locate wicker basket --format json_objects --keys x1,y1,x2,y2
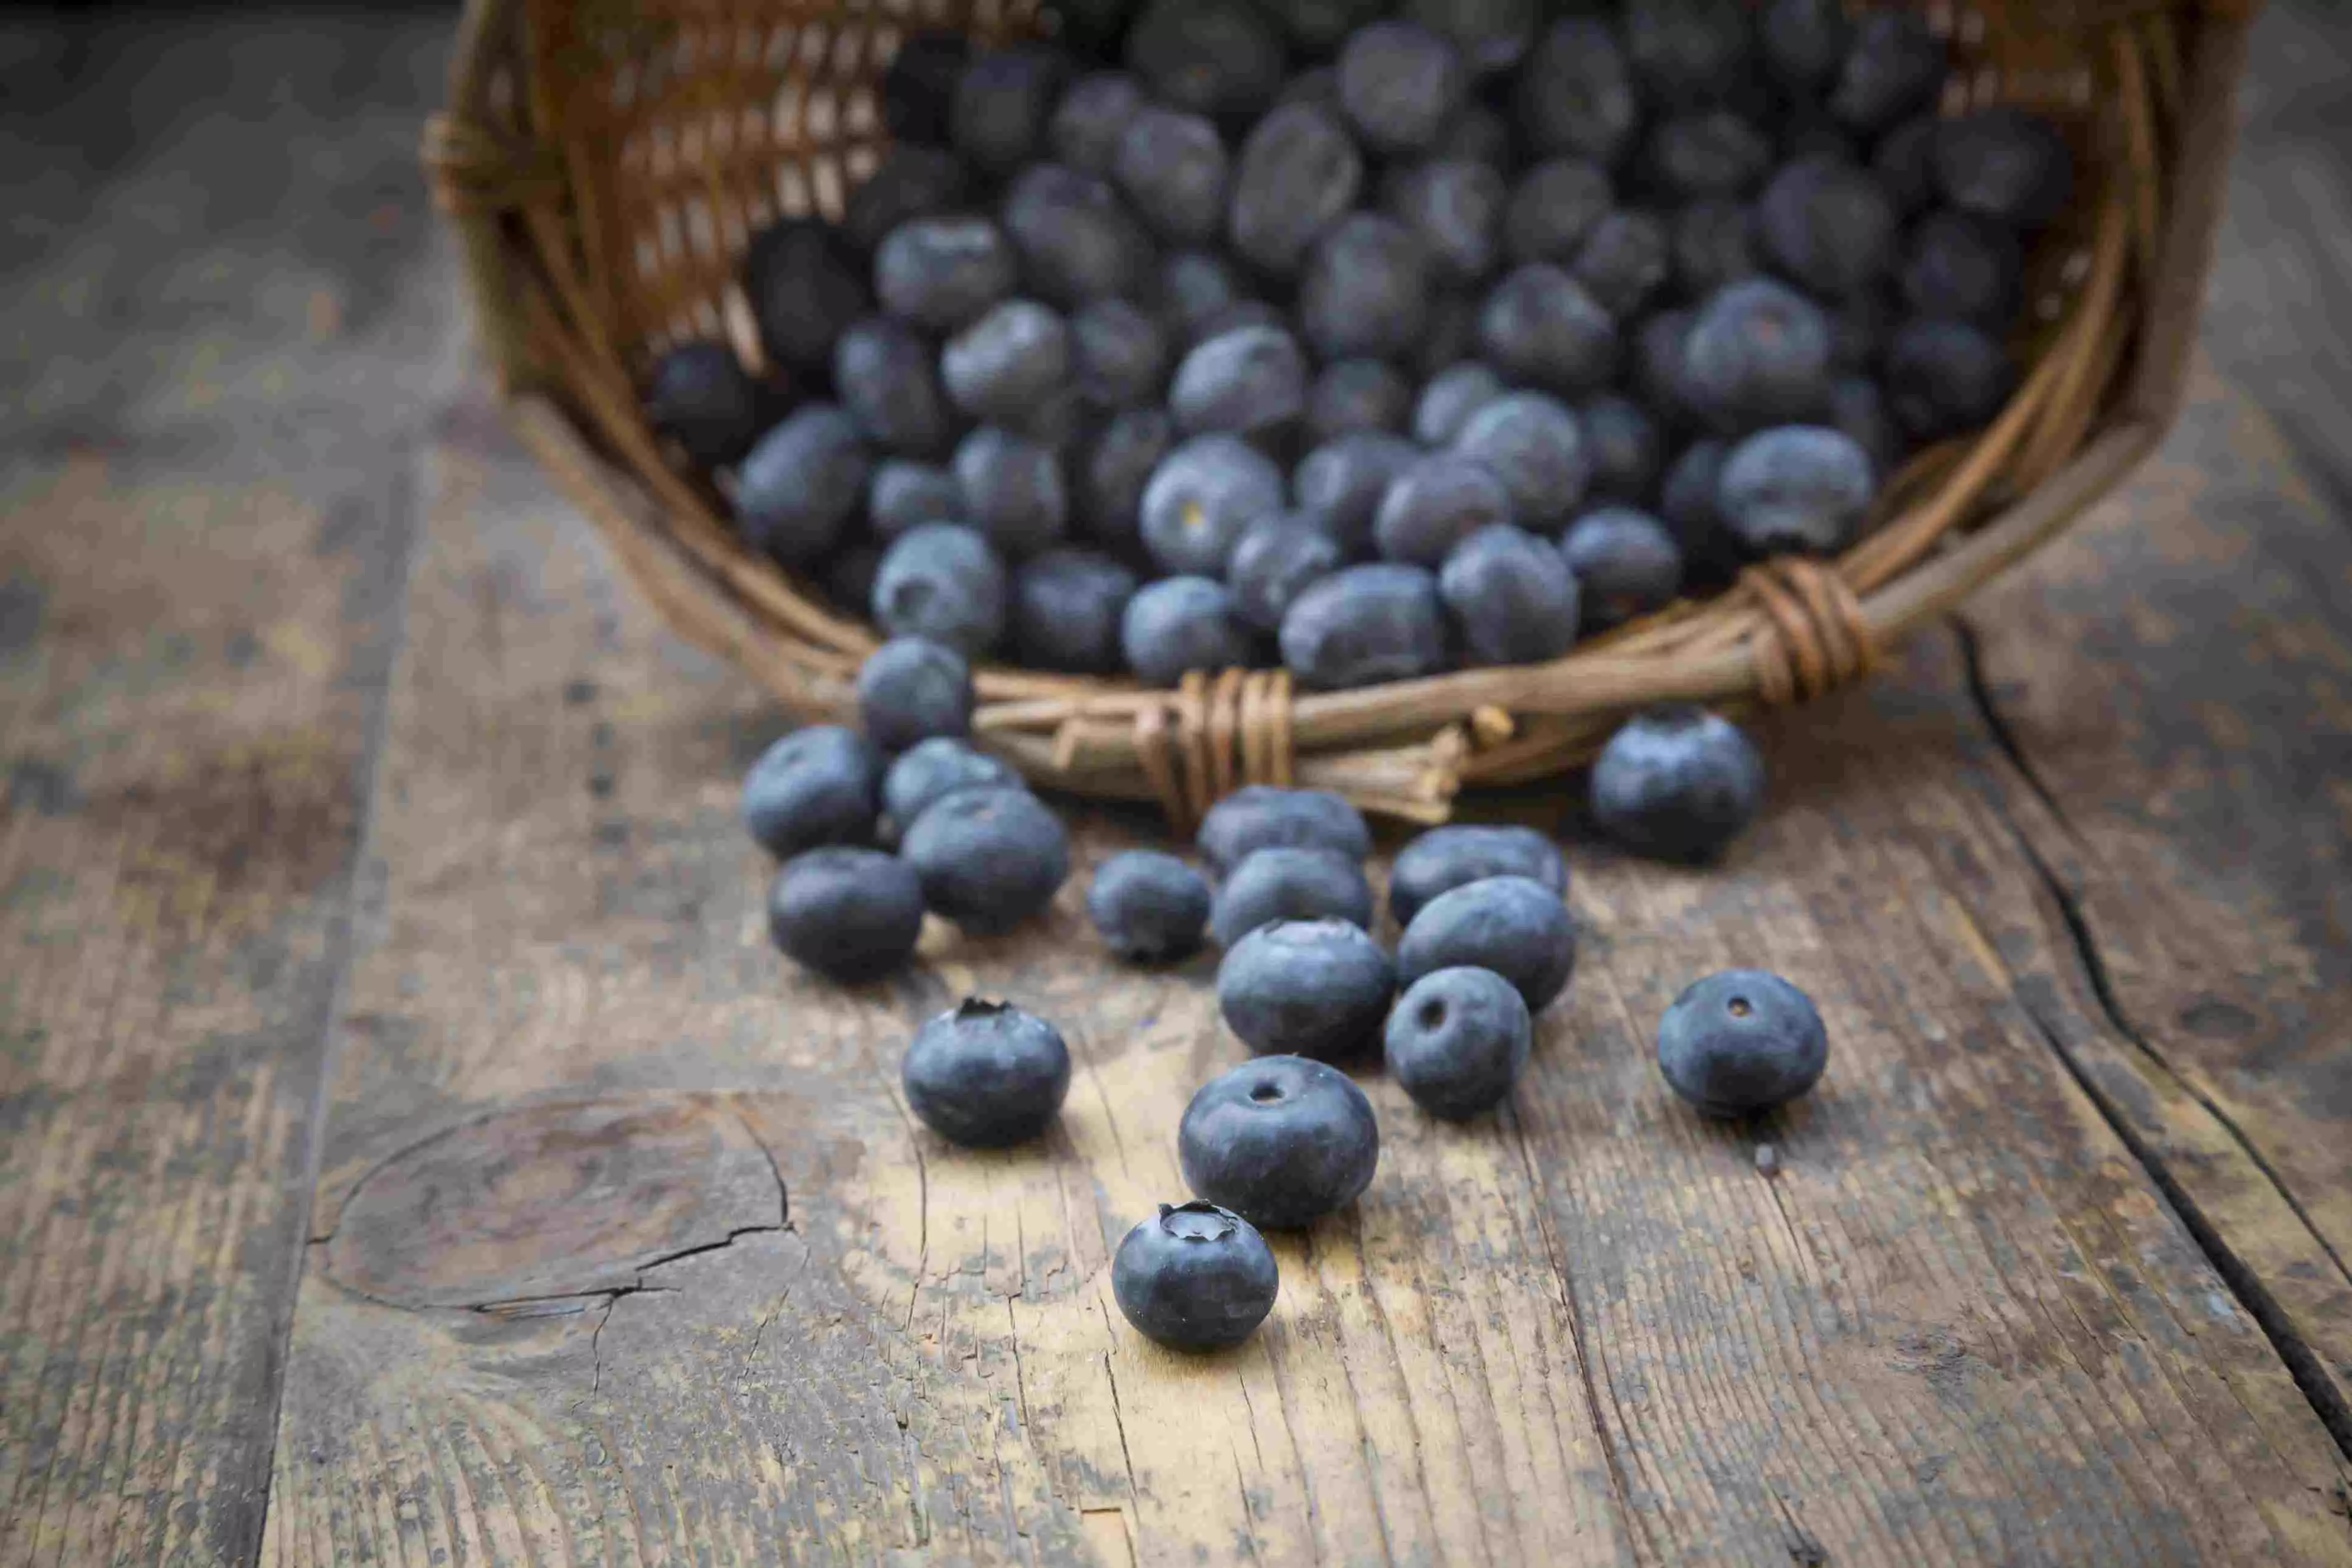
[{"x1": 423, "y1": 0, "x2": 2254, "y2": 827}]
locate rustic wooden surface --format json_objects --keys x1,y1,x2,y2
[{"x1": 2, "y1": 5, "x2": 2351, "y2": 1565}]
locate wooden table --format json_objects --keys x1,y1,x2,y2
[{"x1": 4, "y1": 7, "x2": 2350, "y2": 1564}]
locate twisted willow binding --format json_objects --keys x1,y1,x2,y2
[{"x1": 425, "y1": 0, "x2": 2255, "y2": 825}]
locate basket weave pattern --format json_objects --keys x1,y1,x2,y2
[{"x1": 424, "y1": 0, "x2": 2253, "y2": 826}]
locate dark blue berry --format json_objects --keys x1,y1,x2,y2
[
  {"x1": 903, "y1": 998, "x2": 1072, "y2": 1146},
  {"x1": 1660, "y1": 439, "x2": 1733, "y2": 564},
  {"x1": 1643, "y1": 112, "x2": 1774, "y2": 201},
  {"x1": 875, "y1": 217, "x2": 1019, "y2": 334},
  {"x1": 872, "y1": 523, "x2": 1008, "y2": 655},
  {"x1": 742, "y1": 725, "x2": 880, "y2": 858},
  {"x1": 901, "y1": 786, "x2": 1070, "y2": 934},
  {"x1": 1414, "y1": 363, "x2": 1507, "y2": 446},
  {"x1": 1216, "y1": 918, "x2": 1395, "y2": 1060},
  {"x1": 870, "y1": 460, "x2": 964, "y2": 540},
  {"x1": 1679, "y1": 277, "x2": 1834, "y2": 434},
  {"x1": 1228, "y1": 515, "x2": 1345, "y2": 633},
  {"x1": 1578, "y1": 394, "x2": 1667, "y2": 504},
  {"x1": 1440, "y1": 524, "x2": 1583, "y2": 665},
  {"x1": 1826, "y1": 374, "x2": 1902, "y2": 479},
  {"x1": 1760, "y1": 0, "x2": 1852, "y2": 95},
  {"x1": 1294, "y1": 431, "x2": 1419, "y2": 554},
  {"x1": 1197, "y1": 786, "x2": 1372, "y2": 875},
  {"x1": 1934, "y1": 106, "x2": 2073, "y2": 229},
  {"x1": 954, "y1": 427, "x2": 1067, "y2": 560},
  {"x1": 1477, "y1": 265, "x2": 1620, "y2": 398},
  {"x1": 1300, "y1": 214, "x2": 1433, "y2": 363},
  {"x1": 1670, "y1": 198, "x2": 1760, "y2": 300},
  {"x1": 743, "y1": 218, "x2": 870, "y2": 372},
  {"x1": 1884, "y1": 316, "x2": 2014, "y2": 441},
  {"x1": 1591, "y1": 705, "x2": 1765, "y2": 862},
  {"x1": 1375, "y1": 454, "x2": 1515, "y2": 567},
  {"x1": 1623, "y1": 0, "x2": 1755, "y2": 110},
  {"x1": 827, "y1": 543, "x2": 884, "y2": 615},
  {"x1": 1403, "y1": 0, "x2": 1534, "y2": 75},
  {"x1": 883, "y1": 737, "x2": 1024, "y2": 837},
  {"x1": 1387, "y1": 822, "x2": 1566, "y2": 928},
  {"x1": 1158, "y1": 248, "x2": 1247, "y2": 344},
  {"x1": 738, "y1": 406, "x2": 871, "y2": 568},
  {"x1": 1001, "y1": 163, "x2": 1153, "y2": 308},
  {"x1": 951, "y1": 44, "x2": 1072, "y2": 176},
  {"x1": 1561, "y1": 507, "x2": 1685, "y2": 627},
  {"x1": 1071, "y1": 299, "x2": 1170, "y2": 410},
  {"x1": 1337, "y1": 19, "x2": 1468, "y2": 156},
  {"x1": 1573, "y1": 209, "x2": 1673, "y2": 319},
  {"x1": 1757, "y1": 154, "x2": 1899, "y2": 298},
  {"x1": 1089, "y1": 850, "x2": 1213, "y2": 962},
  {"x1": 1170, "y1": 325, "x2": 1310, "y2": 440},
  {"x1": 943, "y1": 300, "x2": 1072, "y2": 437},
  {"x1": 1657, "y1": 969, "x2": 1828, "y2": 1116},
  {"x1": 1414, "y1": 291, "x2": 1480, "y2": 380},
  {"x1": 1396, "y1": 874, "x2": 1577, "y2": 1011},
  {"x1": 1633, "y1": 308, "x2": 1700, "y2": 428},
  {"x1": 1717, "y1": 425, "x2": 1875, "y2": 554},
  {"x1": 858, "y1": 636, "x2": 973, "y2": 754},
  {"x1": 1011, "y1": 548, "x2": 1137, "y2": 675},
  {"x1": 1211, "y1": 847, "x2": 1375, "y2": 949},
  {"x1": 768, "y1": 847, "x2": 926, "y2": 983},
  {"x1": 1386, "y1": 158, "x2": 1507, "y2": 283},
  {"x1": 881, "y1": 32, "x2": 971, "y2": 147},
  {"x1": 1229, "y1": 102, "x2": 1365, "y2": 276},
  {"x1": 1260, "y1": 0, "x2": 1381, "y2": 55},
  {"x1": 1179, "y1": 1054, "x2": 1379, "y2": 1227},
  {"x1": 1114, "y1": 106, "x2": 1230, "y2": 246},
  {"x1": 1871, "y1": 114, "x2": 1941, "y2": 218},
  {"x1": 1113, "y1": 1202, "x2": 1280, "y2": 1348},
  {"x1": 1052, "y1": 71, "x2": 1147, "y2": 176},
  {"x1": 1828, "y1": 289, "x2": 1895, "y2": 372},
  {"x1": 1280, "y1": 563, "x2": 1449, "y2": 689},
  {"x1": 1306, "y1": 359, "x2": 1412, "y2": 443},
  {"x1": 1453, "y1": 392, "x2": 1590, "y2": 529},
  {"x1": 1122, "y1": 576, "x2": 1254, "y2": 686},
  {"x1": 1502, "y1": 157, "x2": 1614, "y2": 267},
  {"x1": 843, "y1": 145, "x2": 971, "y2": 255},
  {"x1": 1432, "y1": 103, "x2": 1513, "y2": 166},
  {"x1": 1830, "y1": 12, "x2": 1948, "y2": 137},
  {"x1": 1386, "y1": 967, "x2": 1532, "y2": 1119},
  {"x1": 1515, "y1": 19, "x2": 1638, "y2": 166},
  {"x1": 834, "y1": 317, "x2": 953, "y2": 459},
  {"x1": 1076, "y1": 408, "x2": 1176, "y2": 550},
  {"x1": 1898, "y1": 209, "x2": 2023, "y2": 323},
  {"x1": 1142, "y1": 434, "x2": 1285, "y2": 575},
  {"x1": 1124, "y1": 0, "x2": 1286, "y2": 120},
  {"x1": 644, "y1": 343, "x2": 763, "y2": 468}
]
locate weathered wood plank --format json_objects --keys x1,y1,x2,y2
[{"x1": 262, "y1": 379, "x2": 2352, "y2": 1565}]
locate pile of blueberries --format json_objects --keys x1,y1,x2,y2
[
  {"x1": 748, "y1": 620, "x2": 1814, "y2": 1350},
  {"x1": 646, "y1": 0, "x2": 2071, "y2": 693}
]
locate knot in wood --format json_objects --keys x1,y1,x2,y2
[{"x1": 1742, "y1": 557, "x2": 1879, "y2": 706}]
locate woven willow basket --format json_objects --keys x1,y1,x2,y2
[{"x1": 425, "y1": 0, "x2": 2253, "y2": 826}]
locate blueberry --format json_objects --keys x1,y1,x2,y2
[
  {"x1": 1170, "y1": 325, "x2": 1310, "y2": 440},
  {"x1": 1828, "y1": 289, "x2": 1895, "y2": 372},
  {"x1": 1413, "y1": 291, "x2": 1480, "y2": 380},
  {"x1": 951, "y1": 44, "x2": 1072, "y2": 176},
  {"x1": 742, "y1": 725, "x2": 880, "y2": 858},
  {"x1": 1760, "y1": 0, "x2": 1852, "y2": 95},
  {"x1": 882, "y1": 32, "x2": 971, "y2": 146},
  {"x1": 1196, "y1": 785, "x2": 1372, "y2": 875},
  {"x1": 1375, "y1": 454, "x2": 1515, "y2": 567},
  {"x1": 1089, "y1": 849, "x2": 1213, "y2": 962},
  {"x1": 875, "y1": 217, "x2": 1019, "y2": 334},
  {"x1": 1670, "y1": 198, "x2": 1761, "y2": 300},
  {"x1": 1935, "y1": 106, "x2": 2074, "y2": 229},
  {"x1": 1897, "y1": 208, "x2": 2023, "y2": 325},
  {"x1": 1159, "y1": 249, "x2": 1249, "y2": 344},
  {"x1": 1122, "y1": 576, "x2": 1254, "y2": 686},
  {"x1": 901, "y1": 787, "x2": 1070, "y2": 934},
  {"x1": 1387, "y1": 822, "x2": 1566, "y2": 928},
  {"x1": 1385, "y1": 158, "x2": 1506, "y2": 284},
  {"x1": 1229, "y1": 102, "x2": 1366, "y2": 276},
  {"x1": 1657, "y1": 969, "x2": 1828, "y2": 1116},
  {"x1": 902, "y1": 998, "x2": 1072, "y2": 1146},
  {"x1": 833, "y1": 317, "x2": 952, "y2": 459},
  {"x1": 1076, "y1": 407, "x2": 1176, "y2": 549},
  {"x1": 1300, "y1": 214, "x2": 1433, "y2": 364},
  {"x1": 738, "y1": 405, "x2": 871, "y2": 568},
  {"x1": 1211, "y1": 847, "x2": 1375, "y2": 949},
  {"x1": 1643, "y1": 112, "x2": 1774, "y2": 201},
  {"x1": 1052, "y1": 71, "x2": 1147, "y2": 176},
  {"x1": 1591, "y1": 704, "x2": 1765, "y2": 862},
  {"x1": 1477, "y1": 265, "x2": 1620, "y2": 398},
  {"x1": 1659, "y1": 439, "x2": 1735, "y2": 567},
  {"x1": 1679, "y1": 277, "x2": 1833, "y2": 434},
  {"x1": 1306, "y1": 359, "x2": 1412, "y2": 443},
  {"x1": 1884, "y1": 316, "x2": 2014, "y2": 442},
  {"x1": 1401, "y1": 0, "x2": 1535, "y2": 76},
  {"x1": 943, "y1": 300, "x2": 1072, "y2": 434},
  {"x1": 1180, "y1": 1054, "x2": 1379, "y2": 1227},
  {"x1": 1396, "y1": 875, "x2": 1577, "y2": 1012},
  {"x1": 1114, "y1": 106, "x2": 1230, "y2": 246},
  {"x1": 954, "y1": 427, "x2": 1067, "y2": 560},
  {"x1": 1296, "y1": 431, "x2": 1420, "y2": 555},
  {"x1": 1215, "y1": 918, "x2": 1395, "y2": 1061},
  {"x1": 883, "y1": 737, "x2": 1025, "y2": 836},
  {"x1": 1336, "y1": 19, "x2": 1467, "y2": 156},
  {"x1": 1141, "y1": 434, "x2": 1285, "y2": 575},
  {"x1": 842, "y1": 145, "x2": 972, "y2": 255},
  {"x1": 826, "y1": 543, "x2": 884, "y2": 615},
  {"x1": 1440, "y1": 524, "x2": 1583, "y2": 665},
  {"x1": 1560, "y1": 507, "x2": 1685, "y2": 626},
  {"x1": 872, "y1": 523, "x2": 1008, "y2": 655},
  {"x1": 1112, "y1": 1202, "x2": 1278, "y2": 1349},
  {"x1": 1001, "y1": 163, "x2": 1153, "y2": 308},
  {"x1": 1572, "y1": 209, "x2": 1673, "y2": 319},
  {"x1": 871, "y1": 460, "x2": 965, "y2": 539},
  {"x1": 1196, "y1": 299, "x2": 1291, "y2": 342},
  {"x1": 1624, "y1": 0, "x2": 1755, "y2": 109},
  {"x1": 1632, "y1": 308, "x2": 1699, "y2": 428},
  {"x1": 858, "y1": 636, "x2": 973, "y2": 753},
  {"x1": 1228, "y1": 515, "x2": 1346, "y2": 633},
  {"x1": 1011, "y1": 548, "x2": 1137, "y2": 675},
  {"x1": 1260, "y1": 0, "x2": 1382, "y2": 55},
  {"x1": 1717, "y1": 425, "x2": 1875, "y2": 554},
  {"x1": 1502, "y1": 157, "x2": 1614, "y2": 266},
  {"x1": 643, "y1": 343, "x2": 763, "y2": 468},
  {"x1": 1280, "y1": 563, "x2": 1450, "y2": 689},
  {"x1": 1433, "y1": 103, "x2": 1514, "y2": 167},
  {"x1": 1055, "y1": 0, "x2": 1144, "y2": 57},
  {"x1": 1276, "y1": 63, "x2": 1345, "y2": 108},
  {"x1": 1453, "y1": 392, "x2": 1590, "y2": 529},
  {"x1": 1826, "y1": 374, "x2": 1902, "y2": 480},
  {"x1": 743, "y1": 218, "x2": 870, "y2": 372},
  {"x1": 1780, "y1": 104, "x2": 1859, "y2": 165},
  {"x1": 1515, "y1": 18, "x2": 1639, "y2": 167},
  {"x1": 1413, "y1": 363, "x2": 1506, "y2": 447},
  {"x1": 768, "y1": 847, "x2": 927, "y2": 983},
  {"x1": 1386, "y1": 967, "x2": 1532, "y2": 1119},
  {"x1": 1757, "y1": 154, "x2": 1899, "y2": 298},
  {"x1": 1830, "y1": 12, "x2": 1948, "y2": 137},
  {"x1": 1871, "y1": 114, "x2": 1941, "y2": 218},
  {"x1": 1124, "y1": 0, "x2": 1286, "y2": 120},
  {"x1": 1578, "y1": 394, "x2": 1667, "y2": 504}
]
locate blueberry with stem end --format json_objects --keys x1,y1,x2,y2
[
  {"x1": 1112, "y1": 1202, "x2": 1280, "y2": 1350},
  {"x1": 1386, "y1": 966, "x2": 1532, "y2": 1120},
  {"x1": 856, "y1": 636, "x2": 973, "y2": 754},
  {"x1": 1657, "y1": 969, "x2": 1829, "y2": 1116},
  {"x1": 903, "y1": 998, "x2": 1072, "y2": 1147},
  {"x1": 1179, "y1": 1054, "x2": 1380, "y2": 1228},
  {"x1": 871, "y1": 523, "x2": 1008, "y2": 657}
]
